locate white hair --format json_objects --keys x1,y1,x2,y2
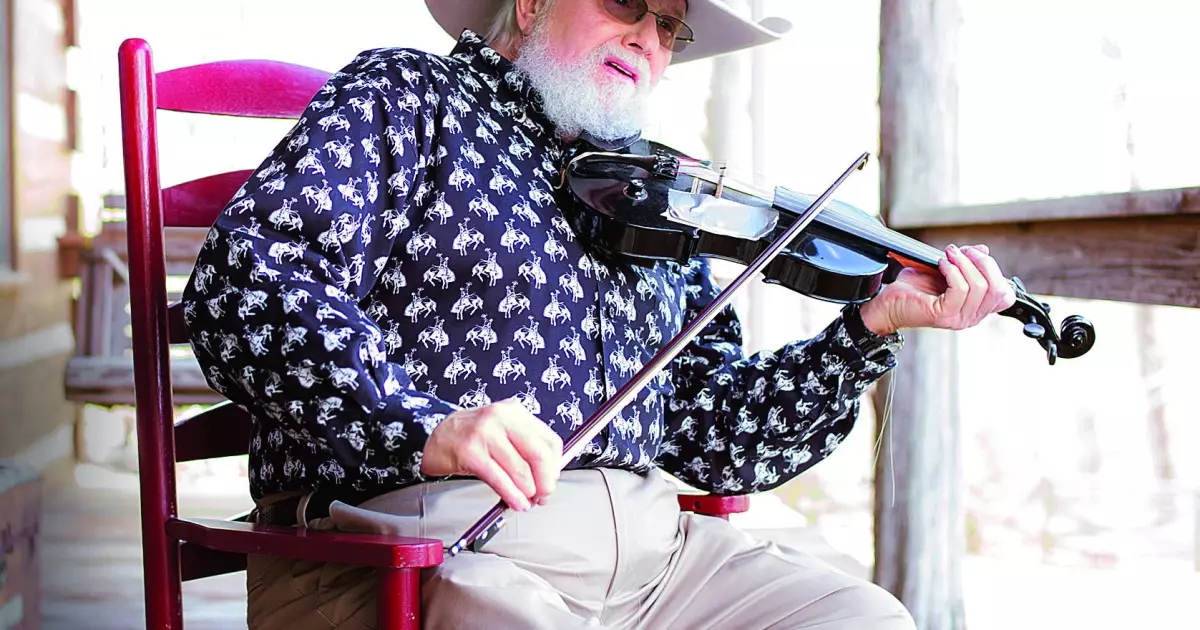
[{"x1": 485, "y1": 0, "x2": 538, "y2": 54}]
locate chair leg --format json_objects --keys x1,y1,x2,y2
[
  {"x1": 377, "y1": 567, "x2": 421, "y2": 630},
  {"x1": 142, "y1": 535, "x2": 184, "y2": 629}
]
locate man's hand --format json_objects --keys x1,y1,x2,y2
[
  {"x1": 421, "y1": 399, "x2": 563, "y2": 511},
  {"x1": 859, "y1": 243, "x2": 1018, "y2": 336}
]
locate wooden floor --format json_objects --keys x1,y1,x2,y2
[
  {"x1": 39, "y1": 465, "x2": 866, "y2": 629},
  {"x1": 41, "y1": 468, "x2": 254, "y2": 630}
]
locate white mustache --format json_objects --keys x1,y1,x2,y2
[{"x1": 594, "y1": 44, "x2": 651, "y2": 86}]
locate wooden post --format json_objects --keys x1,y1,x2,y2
[
  {"x1": 1194, "y1": 491, "x2": 1199, "y2": 572},
  {"x1": 873, "y1": 1, "x2": 966, "y2": 628},
  {"x1": 1, "y1": 0, "x2": 13, "y2": 269}
]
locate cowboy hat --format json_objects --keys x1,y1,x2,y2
[{"x1": 424, "y1": 0, "x2": 792, "y2": 64}]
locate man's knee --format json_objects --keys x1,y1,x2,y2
[
  {"x1": 815, "y1": 580, "x2": 916, "y2": 630},
  {"x1": 422, "y1": 556, "x2": 591, "y2": 629}
]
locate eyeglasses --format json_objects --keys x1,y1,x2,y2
[{"x1": 601, "y1": 0, "x2": 695, "y2": 53}]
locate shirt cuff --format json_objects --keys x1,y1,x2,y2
[{"x1": 841, "y1": 302, "x2": 905, "y2": 363}]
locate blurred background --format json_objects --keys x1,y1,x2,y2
[{"x1": 0, "y1": 0, "x2": 1197, "y2": 628}]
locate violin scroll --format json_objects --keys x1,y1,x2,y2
[
  {"x1": 1003, "y1": 276, "x2": 1096, "y2": 365},
  {"x1": 1057, "y1": 315, "x2": 1098, "y2": 361}
]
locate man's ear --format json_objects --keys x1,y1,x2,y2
[{"x1": 514, "y1": 0, "x2": 543, "y2": 36}]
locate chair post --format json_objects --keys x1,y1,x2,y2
[
  {"x1": 118, "y1": 38, "x2": 184, "y2": 630},
  {"x1": 377, "y1": 567, "x2": 422, "y2": 630}
]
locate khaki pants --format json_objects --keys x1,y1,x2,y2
[{"x1": 247, "y1": 468, "x2": 914, "y2": 629}]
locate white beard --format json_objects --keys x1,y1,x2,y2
[{"x1": 514, "y1": 17, "x2": 652, "y2": 141}]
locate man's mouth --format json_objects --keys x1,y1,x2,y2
[{"x1": 603, "y1": 57, "x2": 640, "y2": 83}]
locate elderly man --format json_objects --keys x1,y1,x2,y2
[{"x1": 182, "y1": 0, "x2": 1015, "y2": 627}]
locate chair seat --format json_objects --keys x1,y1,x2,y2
[{"x1": 168, "y1": 517, "x2": 445, "y2": 568}]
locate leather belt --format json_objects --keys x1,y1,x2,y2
[
  {"x1": 254, "y1": 489, "x2": 372, "y2": 526},
  {"x1": 255, "y1": 494, "x2": 320, "y2": 526},
  {"x1": 253, "y1": 481, "x2": 455, "y2": 526}
]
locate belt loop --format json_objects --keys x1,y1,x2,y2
[{"x1": 295, "y1": 490, "x2": 314, "y2": 529}]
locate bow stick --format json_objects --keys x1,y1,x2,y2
[{"x1": 446, "y1": 151, "x2": 872, "y2": 557}]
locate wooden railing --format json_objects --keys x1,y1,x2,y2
[
  {"x1": 894, "y1": 186, "x2": 1200, "y2": 309},
  {"x1": 65, "y1": 217, "x2": 220, "y2": 406}
]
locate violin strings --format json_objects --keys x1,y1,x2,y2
[
  {"x1": 678, "y1": 162, "x2": 779, "y2": 195},
  {"x1": 678, "y1": 163, "x2": 773, "y2": 194},
  {"x1": 673, "y1": 162, "x2": 946, "y2": 264},
  {"x1": 814, "y1": 206, "x2": 946, "y2": 263}
]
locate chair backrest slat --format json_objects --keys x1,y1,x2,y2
[
  {"x1": 180, "y1": 542, "x2": 248, "y2": 581},
  {"x1": 156, "y1": 59, "x2": 329, "y2": 119},
  {"x1": 174, "y1": 401, "x2": 252, "y2": 462},
  {"x1": 167, "y1": 302, "x2": 188, "y2": 345},
  {"x1": 162, "y1": 169, "x2": 254, "y2": 228}
]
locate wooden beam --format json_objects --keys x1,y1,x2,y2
[
  {"x1": 64, "y1": 356, "x2": 222, "y2": 406},
  {"x1": 873, "y1": 0, "x2": 965, "y2": 628},
  {"x1": 911, "y1": 214, "x2": 1200, "y2": 308},
  {"x1": 93, "y1": 221, "x2": 208, "y2": 263},
  {"x1": 890, "y1": 185, "x2": 1200, "y2": 229}
]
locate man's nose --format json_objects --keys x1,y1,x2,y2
[{"x1": 622, "y1": 14, "x2": 661, "y2": 56}]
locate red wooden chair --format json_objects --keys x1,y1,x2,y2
[{"x1": 117, "y1": 36, "x2": 747, "y2": 630}]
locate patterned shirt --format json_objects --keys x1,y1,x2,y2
[{"x1": 181, "y1": 31, "x2": 901, "y2": 501}]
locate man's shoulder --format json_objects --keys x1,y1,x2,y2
[{"x1": 326, "y1": 46, "x2": 467, "y2": 91}]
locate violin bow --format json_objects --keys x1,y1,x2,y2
[{"x1": 445, "y1": 151, "x2": 872, "y2": 557}]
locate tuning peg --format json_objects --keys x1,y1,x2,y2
[
  {"x1": 1023, "y1": 323, "x2": 1046, "y2": 339},
  {"x1": 1041, "y1": 302, "x2": 1051, "y2": 314},
  {"x1": 1010, "y1": 276, "x2": 1027, "y2": 292}
]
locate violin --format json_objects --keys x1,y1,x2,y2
[
  {"x1": 448, "y1": 141, "x2": 1097, "y2": 557},
  {"x1": 556, "y1": 139, "x2": 1096, "y2": 365}
]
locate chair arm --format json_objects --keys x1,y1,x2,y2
[
  {"x1": 167, "y1": 517, "x2": 444, "y2": 568},
  {"x1": 677, "y1": 493, "x2": 750, "y2": 519}
]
